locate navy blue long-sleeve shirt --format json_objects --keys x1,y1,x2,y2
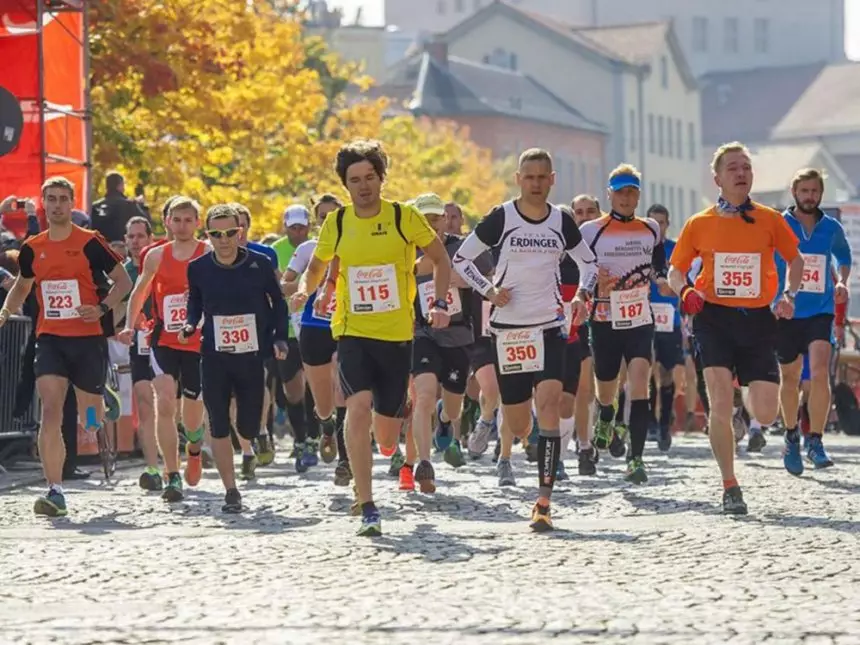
[{"x1": 186, "y1": 247, "x2": 288, "y2": 357}]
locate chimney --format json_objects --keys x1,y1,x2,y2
[{"x1": 425, "y1": 38, "x2": 448, "y2": 67}]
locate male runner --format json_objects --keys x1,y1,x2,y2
[
  {"x1": 580, "y1": 165, "x2": 662, "y2": 484},
  {"x1": 183, "y1": 204, "x2": 289, "y2": 512},
  {"x1": 453, "y1": 148, "x2": 596, "y2": 531},
  {"x1": 774, "y1": 168, "x2": 851, "y2": 474},
  {"x1": 292, "y1": 139, "x2": 451, "y2": 536},
  {"x1": 119, "y1": 197, "x2": 208, "y2": 502},
  {"x1": 668, "y1": 141, "x2": 803, "y2": 514},
  {"x1": 0, "y1": 177, "x2": 131, "y2": 516}
]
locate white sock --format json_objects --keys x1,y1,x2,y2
[
  {"x1": 749, "y1": 419, "x2": 762, "y2": 434},
  {"x1": 49, "y1": 483, "x2": 63, "y2": 494},
  {"x1": 560, "y1": 416, "x2": 575, "y2": 456}
]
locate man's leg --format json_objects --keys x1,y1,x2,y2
[
  {"x1": 411, "y1": 372, "x2": 440, "y2": 491},
  {"x1": 703, "y1": 367, "x2": 739, "y2": 485},
  {"x1": 35, "y1": 375, "x2": 69, "y2": 498},
  {"x1": 625, "y1": 356, "x2": 652, "y2": 482},
  {"x1": 805, "y1": 338, "x2": 834, "y2": 467},
  {"x1": 61, "y1": 386, "x2": 82, "y2": 479}
]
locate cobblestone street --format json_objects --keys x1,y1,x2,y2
[{"x1": 1, "y1": 435, "x2": 859, "y2": 645}]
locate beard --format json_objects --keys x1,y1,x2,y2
[{"x1": 796, "y1": 200, "x2": 820, "y2": 214}]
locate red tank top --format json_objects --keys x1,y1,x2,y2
[{"x1": 153, "y1": 241, "x2": 206, "y2": 351}]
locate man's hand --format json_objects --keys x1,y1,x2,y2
[
  {"x1": 657, "y1": 280, "x2": 674, "y2": 297},
  {"x1": 427, "y1": 306, "x2": 450, "y2": 330},
  {"x1": 679, "y1": 286, "x2": 705, "y2": 315},
  {"x1": 274, "y1": 339, "x2": 289, "y2": 360},
  {"x1": 773, "y1": 295, "x2": 795, "y2": 320},
  {"x1": 177, "y1": 324, "x2": 195, "y2": 344},
  {"x1": 76, "y1": 304, "x2": 104, "y2": 323},
  {"x1": 313, "y1": 286, "x2": 334, "y2": 318},
  {"x1": 290, "y1": 290, "x2": 309, "y2": 312},
  {"x1": 835, "y1": 281, "x2": 849, "y2": 305},
  {"x1": 570, "y1": 296, "x2": 589, "y2": 327},
  {"x1": 117, "y1": 327, "x2": 135, "y2": 345},
  {"x1": 486, "y1": 286, "x2": 512, "y2": 308}
]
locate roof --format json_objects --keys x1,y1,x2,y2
[
  {"x1": 699, "y1": 63, "x2": 827, "y2": 145},
  {"x1": 405, "y1": 53, "x2": 607, "y2": 133},
  {"x1": 771, "y1": 62, "x2": 860, "y2": 139},
  {"x1": 749, "y1": 142, "x2": 854, "y2": 196},
  {"x1": 833, "y1": 154, "x2": 860, "y2": 191}
]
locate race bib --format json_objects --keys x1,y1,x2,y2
[
  {"x1": 799, "y1": 253, "x2": 826, "y2": 294},
  {"x1": 137, "y1": 330, "x2": 151, "y2": 356},
  {"x1": 496, "y1": 328, "x2": 545, "y2": 374},
  {"x1": 163, "y1": 293, "x2": 188, "y2": 332},
  {"x1": 214, "y1": 314, "x2": 259, "y2": 354},
  {"x1": 609, "y1": 286, "x2": 651, "y2": 330},
  {"x1": 651, "y1": 303, "x2": 675, "y2": 333},
  {"x1": 482, "y1": 300, "x2": 492, "y2": 337},
  {"x1": 419, "y1": 281, "x2": 462, "y2": 317},
  {"x1": 41, "y1": 279, "x2": 81, "y2": 319},
  {"x1": 714, "y1": 252, "x2": 761, "y2": 299},
  {"x1": 312, "y1": 291, "x2": 337, "y2": 321},
  {"x1": 348, "y1": 264, "x2": 400, "y2": 314}
]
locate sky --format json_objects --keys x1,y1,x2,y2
[{"x1": 327, "y1": 0, "x2": 860, "y2": 60}]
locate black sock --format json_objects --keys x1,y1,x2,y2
[
  {"x1": 361, "y1": 501, "x2": 377, "y2": 516},
  {"x1": 615, "y1": 389, "x2": 626, "y2": 423},
  {"x1": 786, "y1": 426, "x2": 799, "y2": 442},
  {"x1": 335, "y1": 407, "x2": 348, "y2": 462},
  {"x1": 599, "y1": 403, "x2": 615, "y2": 423},
  {"x1": 304, "y1": 385, "x2": 319, "y2": 439},
  {"x1": 537, "y1": 432, "x2": 561, "y2": 500},
  {"x1": 629, "y1": 399, "x2": 650, "y2": 459},
  {"x1": 287, "y1": 401, "x2": 306, "y2": 443},
  {"x1": 649, "y1": 377, "x2": 659, "y2": 424},
  {"x1": 659, "y1": 384, "x2": 675, "y2": 428}
]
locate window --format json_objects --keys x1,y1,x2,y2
[
  {"x1": 660, "y1": 184, "x2": 666, "y2": 206},
  {"x1": 754, "y1": 18, "x2": 769, "y2": 53},
  {"x1": 580, "y1": 161, "x2": 588, "y2": 194},
  {"x1": 658, "y1": 116, "x2": 664, "y2": 156},
  {"x1": 629, "y1": 109, "x2": 637, "y2": 151},
  {"x1": 650, "y1": 182, "x2": 657, "y2": 205},
  {"x1": 690, "y1": 190, "x2": 698, "y2": 214},
  {"x1": 437, "y1": 0, "x2": 446, "y2": 14},
  {"x1": 676, "y1": 119, "x2": 682, "y2": 158},
  {"x1": 677, "y1": 187, "x2": 684, "y2": 216},
  {"x1": 660, "y1": 56, "x2": 669, "y2": 88},
  {"x1": 648, "y1": 114, "x2": 655, "y2": 154},
  {"x1": 724, "y1": 17, "x2": 739, "y2": 53},
  {"x1": 693, "y1": 17, "x2": 708, "y2": 52},
  {"x1": 667, "y1": 118, "x2": 674, "y2": 158},
  {"x1": 455, "y1": 0, "x2": 464, "y2": 11},
  {"x1": 669, "y1": 186, "x2": 675, "y2": 215},
  {"x1": 688, "y1": 122, "x2": 696, "y2": 160}
]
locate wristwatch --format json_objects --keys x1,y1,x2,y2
[
  {"x1": 98, "y1": 303, "x2": 110, "y2": 317},
  {"x1": 432, "y1": 298, "x2": 449, "y2": 311},
  {"x1": 783, "y1": 289, "x2": 797, "y2": 302}
]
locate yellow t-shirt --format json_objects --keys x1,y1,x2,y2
[{"x1": 314, "y1": 199, "x2": 436, "y2": 342}]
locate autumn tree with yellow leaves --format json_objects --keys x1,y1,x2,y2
[{"x1": 89, "y1": 0, "x2": 509, "y2": 236}]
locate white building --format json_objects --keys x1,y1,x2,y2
[{"x1": 385, "y1": 0, "x2": 846, "y2": 76}]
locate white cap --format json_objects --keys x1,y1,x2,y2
[{"x1": 283, "y1": 204, "x2": 310, "y2": 228}]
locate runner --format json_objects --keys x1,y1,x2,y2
[
  {"x1": 667, "y1": 141, "x2": 803, "y2": 514},
  {"x1": 291, "y1": 139, "x2": 451, "y2": 536},
  {"x1": 580, "y1": 165, "x2": 662, "y2": 484},
  {"x1": 648, "y1": 204, "x2": 686, "y2": 452},
  {"x1": 119, "y1": 196, "x2": 208, "y2": 502},
  {"x1": 774, "y1": 168, "x2": 851, "y2": 474},
  {"x1": 121, "y1": 216, "x2": 162, "y2": 490},
  {"x1": 453, "y1": 148, "x2": 596, "y2": 531},
  {"x1": 0, "y1": 177, "x2": 131, "y2": 516},
  {"x1": 282, "y1": 194, "x2": 352, "y2": 485},
  {"x1": 182, "y1": 204, "x2": 289, "y2": 512}
]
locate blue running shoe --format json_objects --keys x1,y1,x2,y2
[
  {"x1": 275, "y1": 407, "x2": 287, "y2": 426},
  {"x1": 804, "y1": 434, "x2": 834, "y2": 469},
  {"x1": 301, "y1": 440, "x2": 318, "y2": 469},
  {"x1": 783, "y1": 431, "x2": 804, "y2": 476},
  {"x1": 434, "y1": 399, "x2": 453, "y2": 452},
  {"x1": 295, "y1": 442, "x2": 309, "y2": 473}
]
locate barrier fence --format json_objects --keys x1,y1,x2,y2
[{"x1": 0, "y1": 314, "x2": 40, "y2": 433}]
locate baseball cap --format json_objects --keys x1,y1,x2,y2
[
  {"x1": 283, "y1": 204, "x2": 310, "y2": 228},
  {"x1": 410, "y1": 193, "x2": 445, "y2": 217}
]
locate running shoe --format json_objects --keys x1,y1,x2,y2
[
  {"x1": 184, "y1": 445, "x2": 202, "y2": 487},
  {"x1": 414, "y1": 459, "x2": 436, "y2": 494},
  {"x1": 625, "y1": 457, "x2": 648, "y2": 484},
  {"x1": 657, "y1": 426, "x2": 672, "y2": 453},
  {"x1": 334, "y1": 460, "x2": 352, "y2": 487},
  {"x1": 434, "y1": 399, "x2": 453, "y2": 452},
  {"x1": 783, "y1": 431, "x2": 804, "y2": 476},
  {"x1": 320, "y1": 435, "x2": 337, "y2": 464},
  {"x1": 722, "y1": 486, "x2": 748, "y2": 515},
  {"x1": 647, "y1": 422, "x2": 660, "y2": 442},
  {"x1": 609, "y1": 425, "x2": 627, "y2": 459},
  {"x1": 294, "y1": 441, "x2": 308, "y2": 473},
  {"x1": 138, "y1": 467, "x2": 163, "y2": 491},
  {"x1": 388, "y1": 449, "x2": 406, "y2": 477},
  {"x1": 34, "y1": 488, "x2": 67, "y2": 517},
  {"x1": 357, "y1": 510, "x2": 382, "y2": 537},
  {"x1": 222, "y1": 487, "x2": 242, "y2": 513},
  {"x1": 578, "y1": 445, "x2": 597, "y2": 476},
  {"x1": 593, "y1": 419, "x2": 614, "y2": 450},
  {"x1": 805, "y1": 434, "x2": 834, "y2": 469},
  {"x1": 378, "y1": 441, "x2": 397, "y2": 457},
  {"x1": 529, "y1": 503, "x2": 553, "y2": 532},
  {"x1": 556, "y1": 460, "x2": 569, "y2": 481},
  {"x1": 256, "y1": 436, "x2": 276, "y2": 466},
  {"x1": 732, "y1": 409, "x2": 748, "y2": 443},
  {"x1": 747, "y1": 431, "x2": 767, "y2": 453},
  {"x1": 444, "y1": 440, "x2": 466, "y2": 469},
  {"x1": 162, "y1": 473, "x2": 184, "y2": 503},
  {"x1": 300, "y1": 439, "x2": 319, "y2": 469},
  {"x1": 468, "y1": 418, "x2": 494, "y2": 459},
  {"x1": 240, "y1": 454, "x2": 258, "y2": 481},
  {"x1": 497, "y1": 458, "x2": 516, "y2": 487},
  {"x1": 398, "y1": 464, "x2": 415, "y2": 491}
]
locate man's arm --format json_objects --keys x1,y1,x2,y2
[
  {"x1": 280, "y1": 268, "x2": 301, "y2": 297},
  {"x1": 419, "y1": 238, "x2": 452, "y2": 303},
  {"x1": 296, "y1": 257, "x2": 330, "y2": 298},
  {"x1": 667, "y1": 266, "x2": 689, "y2": 296},
  {"x1": 264, "y1": 263, "x2": 290, "y2": 342},
  {"x1": 124, "y1": 247, "x2": 161, "y2": 331},
  {"x1": 102, "y1": 263, "x2": 133, "y2": 311},
  {"x1": 0, "y1": 275, "x2": 35, "y2": 324},
  {"x1": 185, "y1": 262, "x2": 203, "y2": 330}
]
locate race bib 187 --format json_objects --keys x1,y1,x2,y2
[{"x1": 609, "y1": 286, "x2": 651, "y2": 330}]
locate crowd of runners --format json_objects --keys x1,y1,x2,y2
[{"x1": 0, "y1": 138, "x2": 851, "y2": 535}]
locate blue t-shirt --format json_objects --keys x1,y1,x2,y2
[
  {"x1": 774, "y1": 209, "x2": 851, "y2": 319},
  {"x1": 651, "y1": 238, "x2": 681, "y2": 331},
  {"x1": 247, "y1": 241, "x2": 278, "y2": 271}
]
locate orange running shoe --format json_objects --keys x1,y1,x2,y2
[
  {"x1": 398, "y1": 464, "x2": 415, "y2": 491},
  {"x1": 378, "y1": 442, "x2": 397, "y2": 457},
  {"x1": 184, "y1": 445, "x2": 202, "y2": 486}
]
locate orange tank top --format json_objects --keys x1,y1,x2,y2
[{"x1": 152, "y1": 241, "x2": 206, "y2": 351}]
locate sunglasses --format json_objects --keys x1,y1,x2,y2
[{"x1": 207, "y1": 227, "x2": 241, "y2": 239}]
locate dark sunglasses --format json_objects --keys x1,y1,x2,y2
[{"x1": 207, "y1": 227, "x2": 241, "y2": 239}]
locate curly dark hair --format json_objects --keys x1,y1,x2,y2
[{"x1": 335, "y1": 139, "x2": 388, "y2": 186}]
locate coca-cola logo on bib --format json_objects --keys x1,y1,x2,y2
[
  {"x1": 219, "y1": 315, "x2": 245, "y2": 325},
  {"x1": 721, "y1": 255, "x2": 753, "y2": 265},
  {"x1": 505, "y1": 329, "x2": 535, "y2": 342},
  {"x1": 43, "y1": 282, "x2": 68, "y2": 292},
  {"x1": 356, "y1": 268, "x2": 384, "y2": 280}
]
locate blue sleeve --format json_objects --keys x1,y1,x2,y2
[
  {"x1": 774, "y1": 251, "x2": 787, "y2": 303},
  {"x1": 831, "y1": 220, "x2": 852, "y2": 269},
  {"x1": 263, "y1": 261, "x2": 289, "y2": 342},
  {"x1": 186, "y1": 260, "x2": 203, "y2": 329},
  {"x1": 266, "y1": 247, "x2": 279, "y2": 270}
]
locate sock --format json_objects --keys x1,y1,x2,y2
[
  {"x1": 723, "y1": 477, "x2": 739, "y2": 490},
  {"x1": 49, "y1": 483, "x2": 63, "y2": 495},
  {"x1": 361, "y1": 501, "x2": 377, "y2": 516},
  {"x1": 403, "y1": 462, "x2": 414, "y2": 471},
  {"x1": 629, "y1": 399, "x2": 650, "y2": 460},
  {"x1": 785, "y1": 426, "x2": 799, "y2": 442},
  {"x1": 287, "y1": 401, "x2": 306, "y2": 443},
  {"x1": 749, "y1": 418, "x2": 762, "y2": 435},
  {"x1": 559, "y1": 416, "x2": 574, "y2": 456},
  {"x1": 244, "y1": 446, "x2": 255, "y2": 457},
  {"x1": 145, "y1": 465, "x2": 160, "y2": 476},
  {"x1": 649, "y1": 377, "x2": 659, "y2": 423},
  {"x1": 615, "y1": 389, "x2": 626, "y2": 423},
  {"x1": 537, "y1": 429, "x2": 561, "y2": 500},
  {"x1": 599, "y1": 403, "x2": 615, "y2": 423},
  {"x1": 659, "y1": 384, "x2": 675, "y2": 429},
  {"x1": 186, "y1": 426, "x2": 204, "y2": 453}
]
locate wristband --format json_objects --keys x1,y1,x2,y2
[{"x1": 0, "y1": 307, "x2": 10, "y2": 322}]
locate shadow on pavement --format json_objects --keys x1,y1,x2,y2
[{"x1": 366, "y1": 522, "x2": 513, "y2": 562}]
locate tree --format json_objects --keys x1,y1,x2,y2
[{"x1": 89, "y1": 0, "x2": 509, "y2": 236}]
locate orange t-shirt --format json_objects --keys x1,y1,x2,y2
[
  {"x1": 17, "y1": 226, "x2": 123, "y2": 337},
  {"x1": 151, "y1": 241, "x2": 206, "y2": 351},
  {"x1": 671, "y1": 202, "x2": 800, "y2": 309}
]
